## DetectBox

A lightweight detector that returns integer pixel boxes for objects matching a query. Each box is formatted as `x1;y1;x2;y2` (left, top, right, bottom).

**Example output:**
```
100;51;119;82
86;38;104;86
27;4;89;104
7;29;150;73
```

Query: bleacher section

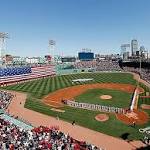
0;65;56;86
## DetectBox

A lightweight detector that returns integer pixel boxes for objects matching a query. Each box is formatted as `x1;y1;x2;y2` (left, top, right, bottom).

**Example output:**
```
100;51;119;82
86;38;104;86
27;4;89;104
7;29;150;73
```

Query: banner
64;100;125;114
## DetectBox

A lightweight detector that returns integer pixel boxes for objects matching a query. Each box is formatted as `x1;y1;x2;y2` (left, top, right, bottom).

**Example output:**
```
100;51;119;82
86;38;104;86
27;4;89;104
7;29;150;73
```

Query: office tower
131;39;138;56
121;44;130;58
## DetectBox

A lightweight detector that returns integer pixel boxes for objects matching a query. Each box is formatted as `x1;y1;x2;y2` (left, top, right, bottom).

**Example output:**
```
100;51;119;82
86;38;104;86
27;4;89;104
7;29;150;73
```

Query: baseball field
2;72;150;140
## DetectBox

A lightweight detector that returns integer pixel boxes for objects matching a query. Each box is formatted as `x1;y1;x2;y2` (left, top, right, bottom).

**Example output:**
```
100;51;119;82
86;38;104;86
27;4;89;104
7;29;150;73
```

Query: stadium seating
0;118;101;149
74;61;97;69
74;60;150;83
96;60;121;72
0;91;101;150
123;67;150;83
0;91;13;110
74;60;121;71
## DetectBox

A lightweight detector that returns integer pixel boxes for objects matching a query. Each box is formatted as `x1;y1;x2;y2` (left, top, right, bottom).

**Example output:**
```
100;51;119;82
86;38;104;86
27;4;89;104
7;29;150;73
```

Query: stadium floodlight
49;40;56;46
0;32;9;60
48;40;56;63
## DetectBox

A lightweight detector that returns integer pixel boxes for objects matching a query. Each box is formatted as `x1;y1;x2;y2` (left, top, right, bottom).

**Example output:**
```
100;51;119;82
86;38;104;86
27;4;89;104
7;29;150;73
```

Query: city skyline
0;0;150;57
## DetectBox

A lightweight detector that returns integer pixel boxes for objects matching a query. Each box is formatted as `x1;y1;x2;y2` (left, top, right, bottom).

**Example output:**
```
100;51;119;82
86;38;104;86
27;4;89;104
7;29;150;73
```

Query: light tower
0;32;9;64
49;40;56;62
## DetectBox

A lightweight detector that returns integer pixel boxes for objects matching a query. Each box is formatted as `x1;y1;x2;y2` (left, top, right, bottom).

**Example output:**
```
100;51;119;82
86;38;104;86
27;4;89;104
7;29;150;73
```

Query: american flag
0;65;56;86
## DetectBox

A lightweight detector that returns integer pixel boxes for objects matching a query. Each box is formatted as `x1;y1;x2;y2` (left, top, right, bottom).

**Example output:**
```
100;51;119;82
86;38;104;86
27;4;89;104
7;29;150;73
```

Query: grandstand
74;59;150;83
119;60;150;83
0;91;101;150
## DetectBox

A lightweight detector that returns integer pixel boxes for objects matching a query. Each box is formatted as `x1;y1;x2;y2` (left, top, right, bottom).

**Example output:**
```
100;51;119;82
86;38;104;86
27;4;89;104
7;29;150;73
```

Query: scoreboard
78;52;94;60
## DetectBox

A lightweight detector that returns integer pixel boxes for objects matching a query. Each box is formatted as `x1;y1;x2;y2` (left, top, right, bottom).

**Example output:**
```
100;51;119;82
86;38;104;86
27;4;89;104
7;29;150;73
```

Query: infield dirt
43;83;149;124
43;83;144;108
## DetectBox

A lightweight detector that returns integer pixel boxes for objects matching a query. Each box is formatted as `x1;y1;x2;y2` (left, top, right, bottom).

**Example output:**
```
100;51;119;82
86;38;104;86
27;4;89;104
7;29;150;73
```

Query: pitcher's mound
100;95;112;100
95;114;109;122
141;104;150;110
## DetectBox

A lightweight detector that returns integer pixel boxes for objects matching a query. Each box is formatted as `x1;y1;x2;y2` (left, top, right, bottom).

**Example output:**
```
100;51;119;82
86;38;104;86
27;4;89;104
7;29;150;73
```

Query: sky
0;0;150;57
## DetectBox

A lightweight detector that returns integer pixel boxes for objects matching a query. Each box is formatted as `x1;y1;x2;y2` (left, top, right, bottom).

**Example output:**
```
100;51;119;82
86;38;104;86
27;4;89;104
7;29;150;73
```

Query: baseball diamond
2;72;150;141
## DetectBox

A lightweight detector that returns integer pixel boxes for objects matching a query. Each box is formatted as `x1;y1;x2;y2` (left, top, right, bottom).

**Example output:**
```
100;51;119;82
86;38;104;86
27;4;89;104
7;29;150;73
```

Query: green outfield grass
3;72;136;98
1;72;150;140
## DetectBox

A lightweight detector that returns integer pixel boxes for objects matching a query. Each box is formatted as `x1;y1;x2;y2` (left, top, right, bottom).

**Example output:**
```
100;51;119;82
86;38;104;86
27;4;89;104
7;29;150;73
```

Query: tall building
131;39;138;56
120;44;130;58
123;52;130;60
140;46;146;58
140;46;145;53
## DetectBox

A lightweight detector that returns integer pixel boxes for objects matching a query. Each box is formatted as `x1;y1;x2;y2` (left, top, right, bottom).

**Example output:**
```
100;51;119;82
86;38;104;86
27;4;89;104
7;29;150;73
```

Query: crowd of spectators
140;69;150;83
74;60;150;84
123;67;150;83
0;91;102;150
0;91;13;110
74;61;97;69
0;119;101;150
95;60;121;72
74;60;121;72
